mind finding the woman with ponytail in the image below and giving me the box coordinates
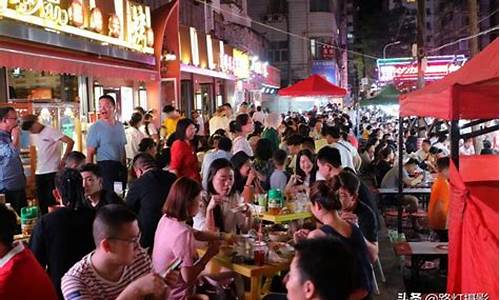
[29,168,95,298]
[293,180,374,300]
[230,113,254,157]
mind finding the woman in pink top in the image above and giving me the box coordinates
[152,177,243,300]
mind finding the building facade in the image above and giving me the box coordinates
[248,0,346,88]
[146,0,280,117]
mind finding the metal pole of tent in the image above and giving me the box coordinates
[398,116,404,233]
[451,120,460,169]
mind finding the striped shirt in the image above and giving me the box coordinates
[61,248,152,300]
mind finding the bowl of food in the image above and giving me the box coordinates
[268,231,289,242]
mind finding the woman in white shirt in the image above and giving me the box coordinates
[139,112,159,143]
[230,113,254,157]
[125,112,146,161]
[193,158,252,234]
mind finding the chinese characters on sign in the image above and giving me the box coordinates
[377,55,467,83]
[0,0,154,54]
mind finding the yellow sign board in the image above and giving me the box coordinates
[0,0,154,54]
[233,49,250,79]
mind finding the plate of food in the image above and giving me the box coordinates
[268,231,289,242]
[269,242,294,260]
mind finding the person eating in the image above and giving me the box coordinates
[194,158,252,234]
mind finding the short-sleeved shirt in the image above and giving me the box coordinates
[140,123,157,137]
[232,136,253,157]
[320,224,374,294]
[125,126,145,160]
[0,130,25,191]
[261,128,280,152]
[170,140,201,182]
[32,126,65,174]
[428,175,449,230]
[193,193,247,233]
[333,142,356,170]
[86,120,126,162]
[61,247,152,300]
[152,216,197,300]
[353,201,378,243]
[0,242,58,300]
[380,165,410,188]
[163,117,179,138]
[270,169,288,191]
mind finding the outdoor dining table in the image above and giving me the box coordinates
[378,187,432,233]
[197,248,290,300]
[393,241,448,282]
[259,211,312,224]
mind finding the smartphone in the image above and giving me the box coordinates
[161,257,183,278]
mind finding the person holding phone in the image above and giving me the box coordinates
[231,151,264,204]
[153,177,243,300]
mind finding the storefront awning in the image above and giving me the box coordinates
[0,40,159,81]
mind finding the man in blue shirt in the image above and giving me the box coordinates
[86,95,127,192]
[0,107,26,214]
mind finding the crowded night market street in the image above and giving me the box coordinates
[0,0,498,300]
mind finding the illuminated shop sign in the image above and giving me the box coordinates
[0,0,154,54]
[377,55,467,82]
[250,56,268,77]
[233,49,250,79]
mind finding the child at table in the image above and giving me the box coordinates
[270,149,289,192]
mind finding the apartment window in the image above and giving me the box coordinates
[426,8,431,15]
[310,0,331,12]
[269,0,287,14]
[427,36,432,42]
[270,41,289,63]
[426,22,431,30]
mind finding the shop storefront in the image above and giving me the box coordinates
[0,0,159,196]
[158,11,281,118]
[174,25,238,118]
[0,0,159,149]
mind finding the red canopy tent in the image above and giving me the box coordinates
[278,74,347,97]
[400,38,499,299]
[400,38,499,120]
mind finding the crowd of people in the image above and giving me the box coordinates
[0,94,495,300]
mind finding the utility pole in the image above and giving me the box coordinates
[468,0,480,156]
[468,0,479,57]
[416,0,425,89]
[415,0,427,139]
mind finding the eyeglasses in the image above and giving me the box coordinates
[108,233,141,245]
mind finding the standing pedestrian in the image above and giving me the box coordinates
[21,114,75,215]
[86,95,127,192]
[0,107,26,214]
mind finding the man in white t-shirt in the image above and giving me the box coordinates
[22,114,74,214]
[321,126,356,171]
[252,106,265,124]
[209,107,230,136]
[459,138,476,156]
